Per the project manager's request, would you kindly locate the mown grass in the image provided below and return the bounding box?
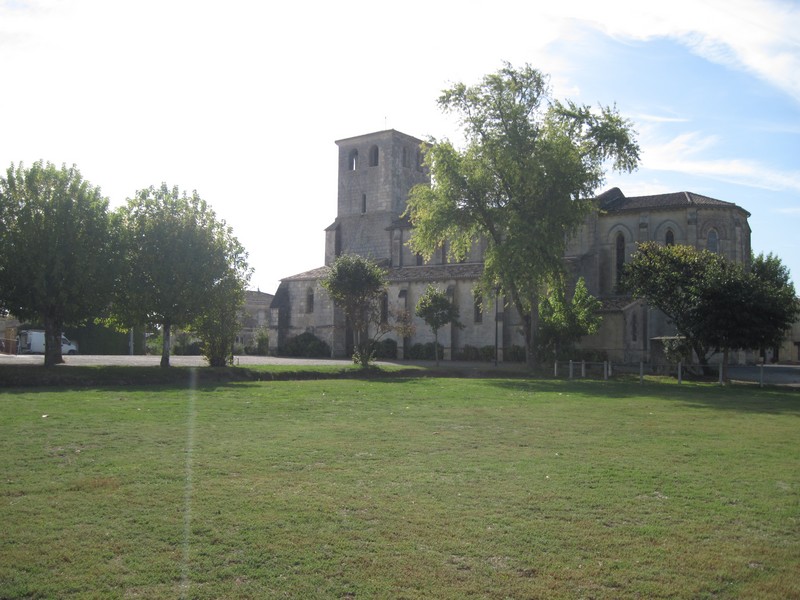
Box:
[1,376,798,599]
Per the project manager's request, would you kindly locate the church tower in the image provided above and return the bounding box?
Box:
[324,130,429,266]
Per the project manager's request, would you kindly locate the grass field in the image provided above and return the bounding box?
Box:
[1,372,798,599]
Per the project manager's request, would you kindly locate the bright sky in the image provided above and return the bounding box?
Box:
[2,0,798,293]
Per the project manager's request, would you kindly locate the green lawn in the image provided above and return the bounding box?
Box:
[1,375,798,599]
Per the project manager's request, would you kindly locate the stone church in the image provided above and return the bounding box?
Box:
[268,129,752,363]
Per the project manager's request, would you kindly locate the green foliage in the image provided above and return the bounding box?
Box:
[193,271,249,367]
[415,284,461,365]
[321,254,387,367]
[371,338,398,359]
[282,332,331,358]
[537,277,602,361]
[407,342,444,361]
[626,243,799,377]
[115,183,250,367]
[406,63,639,362]
[0,161,117,367]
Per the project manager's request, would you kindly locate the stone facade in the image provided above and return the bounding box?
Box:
[269,129,754,364]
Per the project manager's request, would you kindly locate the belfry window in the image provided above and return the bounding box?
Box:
[368,145,379,167]
[348,150,358,171]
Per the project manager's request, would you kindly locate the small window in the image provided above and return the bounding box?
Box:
[361,193,367,214]
[665,229,674,246]
[401,147,409,168]
[368,145,379,167]
[306,288,314,314]
[416,253,424,266]
[348,150,358,171]
[707,229,719,253]
[380,292,388,324]
[474,294,483,324]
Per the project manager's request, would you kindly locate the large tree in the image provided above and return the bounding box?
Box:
[625,243,799,379]
[0,161,116,366]
[415,284,461,365]
[405,63,639,366]
[321,254,388,367]
[115,184,249,368]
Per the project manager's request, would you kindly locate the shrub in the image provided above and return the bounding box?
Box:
[457,345,481,361]
[505,345,526,362]
[407,342,443,361]
[372,338,397,359]
[480,345,496,362]
[281,332,331,358]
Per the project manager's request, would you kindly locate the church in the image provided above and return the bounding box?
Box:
[268,129,752,363]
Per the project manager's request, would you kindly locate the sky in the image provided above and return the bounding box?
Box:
[1,0,798,293]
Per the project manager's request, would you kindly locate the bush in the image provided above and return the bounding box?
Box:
[407,342,443,361]
[480,345,496,362]
[456,345,481,361]
[505,345,526,362]
[281,332,331,358]
[372,338,397,359]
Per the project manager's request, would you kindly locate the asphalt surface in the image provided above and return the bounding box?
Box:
[2,354,799,386]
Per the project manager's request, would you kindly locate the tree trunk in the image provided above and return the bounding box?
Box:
[161,322,171,368]
[721,347,730,384]
[43,314,64,368]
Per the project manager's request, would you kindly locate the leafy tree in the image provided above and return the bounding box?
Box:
[321,254,388,367]
[692,253,798,380]
[415,284,461,365]
[625,243,799,379]
[405,63,639,366]
[623,242,720,369]
[538,277,602,362]
[192,269,249,367]
[115,184,250,368]
[0,161,116,366]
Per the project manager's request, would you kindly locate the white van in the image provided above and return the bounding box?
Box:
[17,330,79,355]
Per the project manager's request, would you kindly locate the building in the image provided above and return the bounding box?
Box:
[269,129,753,363]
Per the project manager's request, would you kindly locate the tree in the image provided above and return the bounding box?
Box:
[625,243,799,379]
[537,277,602,362]
[623,242,720,369]
[692,253,798,380]
[415,284,461,365]
[321,254,387,367]
[405,63,639,367]
[115,184,250,368]
[0,161,116,367]
[192,269,249,367]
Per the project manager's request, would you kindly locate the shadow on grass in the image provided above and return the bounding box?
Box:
[486,376,800,415]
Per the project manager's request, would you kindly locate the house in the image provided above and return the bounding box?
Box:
[268,129,753,363]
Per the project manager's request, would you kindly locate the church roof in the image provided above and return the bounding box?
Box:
[280,266,330,281]
[597,187,750,216]
[386,263,484,282]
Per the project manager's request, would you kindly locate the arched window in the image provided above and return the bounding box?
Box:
[474,294,483,324]
[348,149,358,171]
[665,229,674,246]
[368,145,379,167]
[615,233,625,290]
[707,229,719,253]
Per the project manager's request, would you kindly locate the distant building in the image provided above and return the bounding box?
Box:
[269,129,754,363]
[238,290,273,351]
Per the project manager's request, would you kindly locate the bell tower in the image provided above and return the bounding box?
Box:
[324,130,428,265]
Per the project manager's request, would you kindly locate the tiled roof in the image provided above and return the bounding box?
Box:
[386,263,484,282]
[281,266,330,281]
[598,189,750,216]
